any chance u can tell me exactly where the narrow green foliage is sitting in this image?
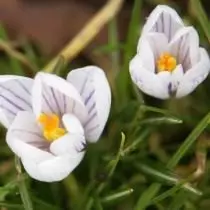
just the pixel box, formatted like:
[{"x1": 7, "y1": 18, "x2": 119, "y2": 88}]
[
  {"x1": 15, "y1": 156, "x2": 33, "y2": 210},
  {"x1": 116, "y1": 0, "x2": 142, "y2": 104},
  {"x1": 190, "y1": 0, "x2": 210, "y2": 42}
]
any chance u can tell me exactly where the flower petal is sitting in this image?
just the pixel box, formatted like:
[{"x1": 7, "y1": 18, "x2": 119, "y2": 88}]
[
  {"x1": 142, "y1": 5, "x2": 184, "y2": 41},
  {"x1": 21, "y1": 154, "x2": 84, "y2": 182},
  {"x1": 62, "y1": 113, "x2": 84, "y2": 135},
  {"x1": 176, "y1": 48, "x2": 210, "y2": 98},
  {"x1": 0, "y1": 76, "x2": 33, "y2": 128},
  {"x1": 171, "y1": 64, "x2": 184, "y2": 93},
  {"x1": 67, "y1": 66, "x2": 111, "y2": 142},
  {"x1": 6, "y1": 111, "x2": 50, "y2": 160},
  {"x1": 32, "y1": 72, "x2": 87, "y2": 124},
  {"x1": 130, "y1": 54, "x2": 170, "y2": 99},
  {"x1": 156, "y1": 71, "x2": 172, "y2": 94},
  {"x1": 136, "y1": 37, "x2": 155, "y2": 72},
  {"x1": 50, "y1": 133, "x2": 86, "y2": 156},
  {"x1": 138, "y1": 32, "x2": 168, "y2": 61},
  {"x1": 169, "y1": 27, "x2": 199, "y2": 71}
]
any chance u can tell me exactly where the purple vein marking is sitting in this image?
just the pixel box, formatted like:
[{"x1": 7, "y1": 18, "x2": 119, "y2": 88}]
[
  {"x1": 0, "y1": 84, "x2": 32, "y2": 108},
  {"x1": 84, "y1": 90, "x2": 95, "y2": 105},
  {"x1": 80, "y1": 75, "x2": 88, "y2": 96},
  {"x1": 15, "y1": 80, "x2": 31, "y2": 95},
  {"x1": 84, "y1": 112, "x2": 97, "y2": 127},
  {"x1": 86, "y1": 124, "x2": 99, "y2": 132},
  {"x1": 0, "y1": 94, "x2": 25, "y2": 111},
  {"x1": 43, "y1": 91, "x2": 55, "y2": 113},
  {"x1": 13, "y1": 129, "x2": 44, "y2": 140},
  {"x1": 0, "y1": 104, "x2": 16, "y2": 116},
  {"x1": 88, "y1": 102, "x2": 96, "y2": 114},
  {"x1": 63, "y1": 94, "x2": 67, "y2": 113},
  {"x1": 182, "y1": 47, "x2": 190, "y2": 72},
  {"x1": 177, "y1": 36, "x2": 183, "y2": 62},
  {"x1": 50, "y1": 87, "x2": 61, "y2": 115},
  {"x1": 168, "y1": 15, "x2": 172, "y2": 41},
  {"x1": 161, "y1": 12, "x2": 164, "y2": 34}
]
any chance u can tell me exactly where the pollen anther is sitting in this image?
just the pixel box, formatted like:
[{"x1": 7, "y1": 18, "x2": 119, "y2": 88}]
[
  {"x1": 38, "y1": 113, "x2": 66, "y2": 142},
  {"x1": 157, "y1": 53, "x2": 177, "y2": 72}
]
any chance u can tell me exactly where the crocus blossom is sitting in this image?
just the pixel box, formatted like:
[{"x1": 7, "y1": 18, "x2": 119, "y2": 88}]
[
  {"x1": 0, "y1": 66, "x2": 111, "y2": 182},
  {"x1": 129, "y1": 5, "x2": 210, "y2": 99}
]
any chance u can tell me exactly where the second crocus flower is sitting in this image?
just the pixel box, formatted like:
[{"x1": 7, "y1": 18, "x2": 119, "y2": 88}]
[{"x1": 130, "y1": 5, "x2": 210, "y2": 99}]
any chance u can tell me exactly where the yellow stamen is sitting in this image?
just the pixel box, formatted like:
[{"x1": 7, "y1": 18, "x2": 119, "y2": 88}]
[
  {"x1": 38, "y1": 113, "x2": 66, "y2": 142},
  {"x1": 157, "y1": 53, "x2": 177, "y2": 72}
]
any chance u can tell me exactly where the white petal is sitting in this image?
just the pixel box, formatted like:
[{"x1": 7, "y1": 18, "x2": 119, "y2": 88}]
[
  {"x1": 142, "y1": 5, "x2": 184, "y2": 40},
  {"x1": 169, "y1": 27, "x2": 199, "y2": 70},
  {"x1": 171, "y1": 65, "x2": 184, "y2": 93},
  {"x1": 137, "y1": 37, "x2": 155, "y2": 72},
  {"x1": 147, "y1": 33, "x2": 168, "y2": 59},
  {"x1": 21, "y1": 154, "x2": 84, "y2": 182},
  {"x1": 6, "y1": 111, "x2": 51, "y2": 160},
  {"x1": 62, "y1": 113, "x2": 84, "y2": 135},
  {"x1": 129, "y1": 54, "x2": 170, "y2": 99},
  {"x1": 137, "y1": 33, "x2": 169, "y2": 82},
  {"x1": 156, "y1": 71, "x2": 172, "y2": 94},
  {"x1": 0, "y1": 76, "x2": 33, "y2": 128},
  {"x1": 32, "y1": 72, "x2": 87, "y2": 124},
  {"x1": 8, "y1": 138, "x2": 53, "y2": 162},
  {"x1": 50, "y1": 133, "x2": 86, "y2": 156},
  {"x1": 67, "y1": 66, "x2": 111, "y2": 142},
  {"x1": 176, "y1": 48, "x2": 210, "y2": 98}
]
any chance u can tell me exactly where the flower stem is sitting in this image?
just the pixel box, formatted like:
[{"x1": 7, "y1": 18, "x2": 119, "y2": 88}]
[{"x1": 15, "y1": 156, "x2": 33, "y2": 210}]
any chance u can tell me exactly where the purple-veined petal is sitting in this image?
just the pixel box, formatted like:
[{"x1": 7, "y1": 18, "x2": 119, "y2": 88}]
[
  {"x1": 171, "y1": 64, "x2": 184, "y2": 93},
  {"x1": 6, "y1": 111, "x2": 50, "y2": 159},
  {"x1": 0, "y1": 76, "x2": 33, "y2": 128},
  {"x1": 169, "y1": 27, "x2": 199, "y2": 71},
  {"x1": 142, "y1": 5, "x2": 184, "y2": 41},
  {"x1": 67, "y1": 66, "x2": 111, "y2": 142},
  {"x1": 130, "y1": 54, "x2": 170, "y2": 99},
  {"x1": 32, "y1": 72, "x2": 87, "y2": 124},
  {"x1": 138, "y1": 32, "x2": 168, "y2": 62},
  {"x1": 176, "y1": 48, "x2": 210, "y2": 98}
]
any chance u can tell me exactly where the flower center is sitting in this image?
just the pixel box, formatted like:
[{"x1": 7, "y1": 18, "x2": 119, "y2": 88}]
[
  {"x1": 157, "y1": 53, "x2": 177, "y2": 72},
  {"x1": 38, "y1": 113, "x2": 66, "y2": 142}
]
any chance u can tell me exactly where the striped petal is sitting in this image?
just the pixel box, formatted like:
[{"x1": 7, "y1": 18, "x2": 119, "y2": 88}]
[
  {"x1": 176, "y1": 48, "x2": 210, "y2": 98},
  {"x1": 142, "y1": 5, "x2": 184, "y2": 41},
  {"x1": 7, "y1": 111, "x2": 84, "y2": 182},
  {"x1": 129, "y1": 54, "x2": 170, "y2": 99},
  {"x1": 67, "y1": 66, "x2": 111, "y2": 143},
  {"x1": 0, "y1": 76, "x2": 33, "y2": 128},
  {"x1": 169, "y1": 27, "x2": 199, "y2": 71},
  {"x1": 32, "y1": 72, "x2": 87, "y2": 124},
  {"x1": 6, "y1": 111, "x2": 49, "y2": 159}
]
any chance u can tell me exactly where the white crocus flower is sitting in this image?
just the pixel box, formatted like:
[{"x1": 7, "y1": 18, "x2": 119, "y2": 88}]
[
  {"x1": 130, "y1": 5, "x2": 210, "y2": 99},
  {"x1": 0, "y1": 66, "x2": 111, "y2": 182}
]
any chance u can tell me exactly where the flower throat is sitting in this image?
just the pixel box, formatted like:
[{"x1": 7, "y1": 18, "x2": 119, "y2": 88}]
[{"x1": 38, "y1": 113, "x2": 66, "y2": 142}]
